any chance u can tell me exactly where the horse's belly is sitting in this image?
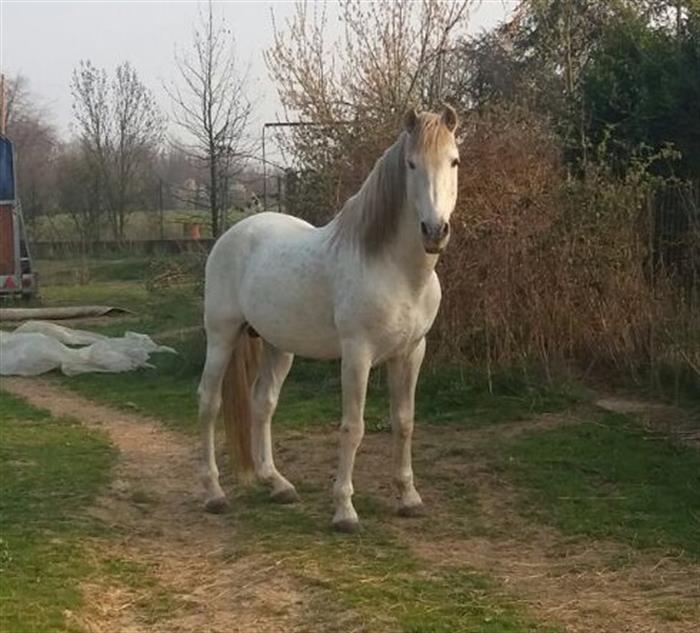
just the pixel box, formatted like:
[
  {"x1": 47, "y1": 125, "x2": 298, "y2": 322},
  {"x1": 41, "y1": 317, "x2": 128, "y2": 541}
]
[
  {"x1": 240, "y1": 249, "x2": 341, "y2": 360},
  {"x1": 253, "y1": 321, "x2": 341, "y2": 360}
]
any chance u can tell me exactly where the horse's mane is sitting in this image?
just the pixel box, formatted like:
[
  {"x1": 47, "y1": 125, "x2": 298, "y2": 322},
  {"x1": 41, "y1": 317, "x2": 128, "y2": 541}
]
[
  {"x1": 329, "y1": 132, "x2": 407, "y2": 255},
  {"x1": 330, "y1": 113, "x2": 451, "y2": 255}
]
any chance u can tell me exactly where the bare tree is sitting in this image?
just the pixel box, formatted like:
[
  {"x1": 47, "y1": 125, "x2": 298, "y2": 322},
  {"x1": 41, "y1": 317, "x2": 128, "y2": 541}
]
[
  {"x1": 55, "y1": 142, "x2": 104, "y2": 247},
  {"x1": 71, "y1": 60, "x2": 164, "y2": 241},
  {"x1": 266, "y1": 0, "x2": 472, "y2": 220},
  {"x1": 4, "y1": 75, "x2": 61, "y2": 231},
  {"x1": 167, "y1": 0, "x2": 253, "y2": 237}
]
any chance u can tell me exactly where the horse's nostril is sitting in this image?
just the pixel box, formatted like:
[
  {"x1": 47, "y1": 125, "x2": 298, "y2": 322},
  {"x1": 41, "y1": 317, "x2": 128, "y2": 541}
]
[
  {"x1": 420, "y1": 222, "x2": 429, "y2": 236},
  {"x1": 442, "y1": 222, "x2": 450, "y2": 237}
]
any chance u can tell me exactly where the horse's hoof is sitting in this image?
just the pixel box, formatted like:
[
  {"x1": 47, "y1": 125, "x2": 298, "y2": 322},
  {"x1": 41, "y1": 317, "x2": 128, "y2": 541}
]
[
  {"x1": 397, "y1": 502, "x2": 426, "y2": 518},
  {"x1": 204, "y1": 496, "x2": 230, "y2": 514},
  {"x1": 332, "y1": 518, "x2": 361, "y2": 534},
  {"x1": 270, "y1": 487, "x2": 300, "y2": 504}
]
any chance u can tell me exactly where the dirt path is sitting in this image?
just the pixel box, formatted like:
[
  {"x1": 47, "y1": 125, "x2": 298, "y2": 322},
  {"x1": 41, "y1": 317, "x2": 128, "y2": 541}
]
[
  {"x1": 596, "y1": 396, "x2": 700, "y2": 445},
  {"x1": 2, "y1": 377, "x2": 306, "y2": 633}
]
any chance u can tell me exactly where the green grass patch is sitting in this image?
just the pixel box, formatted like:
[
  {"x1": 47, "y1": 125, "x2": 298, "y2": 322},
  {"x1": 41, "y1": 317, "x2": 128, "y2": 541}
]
[
  {"x1": 501, "y1": 412, "x2": 700, "y2": 558},
  {"x1": 39, "y1": 280, "x2": 150, "y2": 311},
  {"x1": 60, "y1": 352, "x2": 581, "y2": 436},
  {"x1": 226, "y1": 482, "x2": 560, "y2": 632},
  {"x1": 31, "y1": 208, "x2": 245, "y2": 242},
  {"x1": 37, "y1": 256, "x2": 153, "y2": 286},
  {"x1": 60, "y1": 324, "x2": 581, "y2": 436},
  {"x1": 0, "y1": 391, "x2": 117, "y2": 632}
]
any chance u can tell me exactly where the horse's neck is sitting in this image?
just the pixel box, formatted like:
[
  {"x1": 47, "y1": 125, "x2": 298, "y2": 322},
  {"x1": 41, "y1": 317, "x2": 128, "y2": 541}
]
[{"x1": 389, "y1": 202, "x2": 439, "y2": 289}]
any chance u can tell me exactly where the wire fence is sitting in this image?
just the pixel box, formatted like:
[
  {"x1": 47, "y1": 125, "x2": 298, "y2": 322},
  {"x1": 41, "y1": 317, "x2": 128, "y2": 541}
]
[{"x1": 649, "y1": 180, "x2": 699, "y2": 300}]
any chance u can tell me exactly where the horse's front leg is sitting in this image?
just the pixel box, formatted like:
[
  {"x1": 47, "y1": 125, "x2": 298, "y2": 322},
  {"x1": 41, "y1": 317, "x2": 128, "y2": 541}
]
[
  {"x1": 333, "y1": 344, "x2": 371, "y2": 533},
  {"x1": 387, "y1": 338, "x2": 426, "y2": 516}
]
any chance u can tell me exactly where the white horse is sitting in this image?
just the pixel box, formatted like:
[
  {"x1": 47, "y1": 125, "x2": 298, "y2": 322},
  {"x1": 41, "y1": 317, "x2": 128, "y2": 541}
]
[{"x1": 198, "y1": 106, "x2": 460, "y2": 532}]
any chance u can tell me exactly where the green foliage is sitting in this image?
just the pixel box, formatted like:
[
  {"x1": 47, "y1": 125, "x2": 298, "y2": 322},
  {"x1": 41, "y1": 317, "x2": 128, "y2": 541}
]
[
  {"x1": 455, "y1": 1, "x2": 700, "y2": 175},
  {"x1": 501, "y1": 412, "x2": 700, "y2": 558},
  {"x1": 0, "y1": 391, "x2": 116, "y2": 631},
  {"x1": 582, "y1": 10, "x2": 700, "y2": 177}
]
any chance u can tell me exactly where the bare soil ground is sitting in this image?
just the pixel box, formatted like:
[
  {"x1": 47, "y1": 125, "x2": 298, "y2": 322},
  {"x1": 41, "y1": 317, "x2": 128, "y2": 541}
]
[{"x1": 3, "y1": 377, "x2": 698, "y2": 633}]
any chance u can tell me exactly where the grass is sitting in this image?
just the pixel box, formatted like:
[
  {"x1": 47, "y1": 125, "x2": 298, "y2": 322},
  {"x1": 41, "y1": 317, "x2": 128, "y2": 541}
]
[
  {"x1": 37, "y1": 256, "x2": 154, "y2": 286},
  {"x1": 0, "y1": 391, "x2": 116, "y2": 632},
  {"x1": 227, "y1": 483, "x2": 561, "y2": 632},
  {"x1": 501, "y1": 411, "x2": 700, "y2": 558}
]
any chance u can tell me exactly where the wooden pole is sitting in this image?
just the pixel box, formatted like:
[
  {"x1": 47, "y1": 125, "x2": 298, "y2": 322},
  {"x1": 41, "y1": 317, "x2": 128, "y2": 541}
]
[{"x1": 158, "y1": 178, "x2": 164, "y2": 241}]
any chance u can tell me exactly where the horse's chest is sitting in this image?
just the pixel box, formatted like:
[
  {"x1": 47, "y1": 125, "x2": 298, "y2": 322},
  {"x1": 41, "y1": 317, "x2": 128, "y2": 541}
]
[
  {"x1": 340, "y1": 276, "x2": 441, "y2": 362},
  {"x1": 374, "y1": 300, "x2": 436, "y2": 359}
]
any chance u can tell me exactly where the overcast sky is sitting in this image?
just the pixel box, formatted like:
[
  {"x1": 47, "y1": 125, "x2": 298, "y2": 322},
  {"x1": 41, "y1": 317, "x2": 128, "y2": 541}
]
[{"x1": 1, "y1": 0, "x2": 517, "y2": 141}]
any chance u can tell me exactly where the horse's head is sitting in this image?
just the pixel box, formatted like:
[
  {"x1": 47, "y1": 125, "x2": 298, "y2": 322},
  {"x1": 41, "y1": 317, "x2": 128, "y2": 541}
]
[{"x1": 403, "y1": 106, "x2": 459, "y2": 254}]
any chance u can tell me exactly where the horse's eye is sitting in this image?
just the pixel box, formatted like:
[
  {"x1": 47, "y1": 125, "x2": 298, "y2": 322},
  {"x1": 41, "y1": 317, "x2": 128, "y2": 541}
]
[
  {"x1": 407, "y1": 160, "x2": 416, "y2": 170},
  {"x1": 451, "y1": 158, "x2": 460, "y2": 168}
]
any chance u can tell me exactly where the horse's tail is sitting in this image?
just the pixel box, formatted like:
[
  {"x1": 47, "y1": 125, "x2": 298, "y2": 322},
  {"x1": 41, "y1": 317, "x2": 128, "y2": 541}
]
[{"x1": 221, "y1": 332, "x2": 262, "y2": 484}]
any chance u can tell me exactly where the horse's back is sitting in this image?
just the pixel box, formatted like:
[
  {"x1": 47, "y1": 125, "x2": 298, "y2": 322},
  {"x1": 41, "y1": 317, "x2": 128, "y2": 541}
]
[
  {"x1": 206, "y1": 212, "x2": 316, "y2": 284},
  {"x1": 210, "y1": 212, "x2": 314, "y2": 258}
]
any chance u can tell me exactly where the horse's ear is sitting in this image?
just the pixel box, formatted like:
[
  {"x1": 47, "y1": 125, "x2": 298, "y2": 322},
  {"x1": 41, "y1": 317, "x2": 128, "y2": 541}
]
[
  {"x1": 441, "y1": 104, "x2": 458, "y2": 132},
  {"x1": 404, "y1": 108, "x2": 418, "y2": 132}
]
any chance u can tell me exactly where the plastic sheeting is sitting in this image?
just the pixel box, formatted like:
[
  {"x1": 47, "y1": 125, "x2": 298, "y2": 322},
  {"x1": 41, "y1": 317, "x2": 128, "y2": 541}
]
[{"x1": 0, "y1": 320, "x2": 176, "y2": 376}]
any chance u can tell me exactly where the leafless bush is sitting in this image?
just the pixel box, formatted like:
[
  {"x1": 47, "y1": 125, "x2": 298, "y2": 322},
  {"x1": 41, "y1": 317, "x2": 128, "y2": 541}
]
[
  {"x1": 167, "y1": 0, "x2": 253, "y2": 237},
  {"x1": 437, "y1": 104, "x2": 698, "y2": 386},
  {"x1": 71, "y1": 61, "x2": 164, "y2": 241},
  {"x1": 145, "y1": 251, "x2": 207, "y2": 294}
]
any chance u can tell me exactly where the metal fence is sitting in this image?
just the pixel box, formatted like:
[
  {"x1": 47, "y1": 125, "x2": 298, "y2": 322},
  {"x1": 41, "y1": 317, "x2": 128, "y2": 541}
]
[{"x1": 650, "y1": 181, "x2": 699, "y2": 299}]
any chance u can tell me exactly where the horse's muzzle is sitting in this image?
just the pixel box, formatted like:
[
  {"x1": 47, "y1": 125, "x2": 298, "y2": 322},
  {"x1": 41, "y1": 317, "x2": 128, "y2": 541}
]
[{"x1": 421, "y1": 221, "x2": 450, "y2": 254}]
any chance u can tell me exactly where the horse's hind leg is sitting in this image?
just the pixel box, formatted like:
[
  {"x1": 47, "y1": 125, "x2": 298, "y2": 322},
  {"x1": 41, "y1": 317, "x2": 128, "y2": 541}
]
[
  {"x1": 198, "y1": 321, "x2": 243, "y2": 513},
  {"x1": 251, "y1": 341, "x2": 298, "y2": 503}
]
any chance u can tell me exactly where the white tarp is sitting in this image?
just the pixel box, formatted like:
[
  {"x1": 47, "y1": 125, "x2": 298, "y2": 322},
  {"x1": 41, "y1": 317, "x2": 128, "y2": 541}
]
[{"x1": 0, "y1": 320, "x2": 176, "y2": 376}]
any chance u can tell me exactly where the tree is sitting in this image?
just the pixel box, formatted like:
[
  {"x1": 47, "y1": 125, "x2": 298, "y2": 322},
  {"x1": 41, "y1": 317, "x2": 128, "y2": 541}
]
[
  {"x1": 71, "y1": 60, "x2": 164, "y2": 241},
  {"x1": 266, "y1": 0, "x2": 472, "y2": 221},
  {"x1": 4, "y1": 75, "x2": 60, "y2": 230},
  {"x1": 55, "y1": 143, "x2": 104, "y2": 246},
  {"x1": 449, "y1": 0, "x2": 700, "y2": 173},
  {"x1": 167, "y1": 0, "x2": 253, "y2": 237},
  {"x1": 582, "y1": 5, "x2": 700, "y2": 178}
]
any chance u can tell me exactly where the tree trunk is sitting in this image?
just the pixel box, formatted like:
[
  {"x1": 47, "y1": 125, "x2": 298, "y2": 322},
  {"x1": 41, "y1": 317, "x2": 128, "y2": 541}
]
[{"x1": 209, "y1": 152, "x2": 219, "y2": 237}]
